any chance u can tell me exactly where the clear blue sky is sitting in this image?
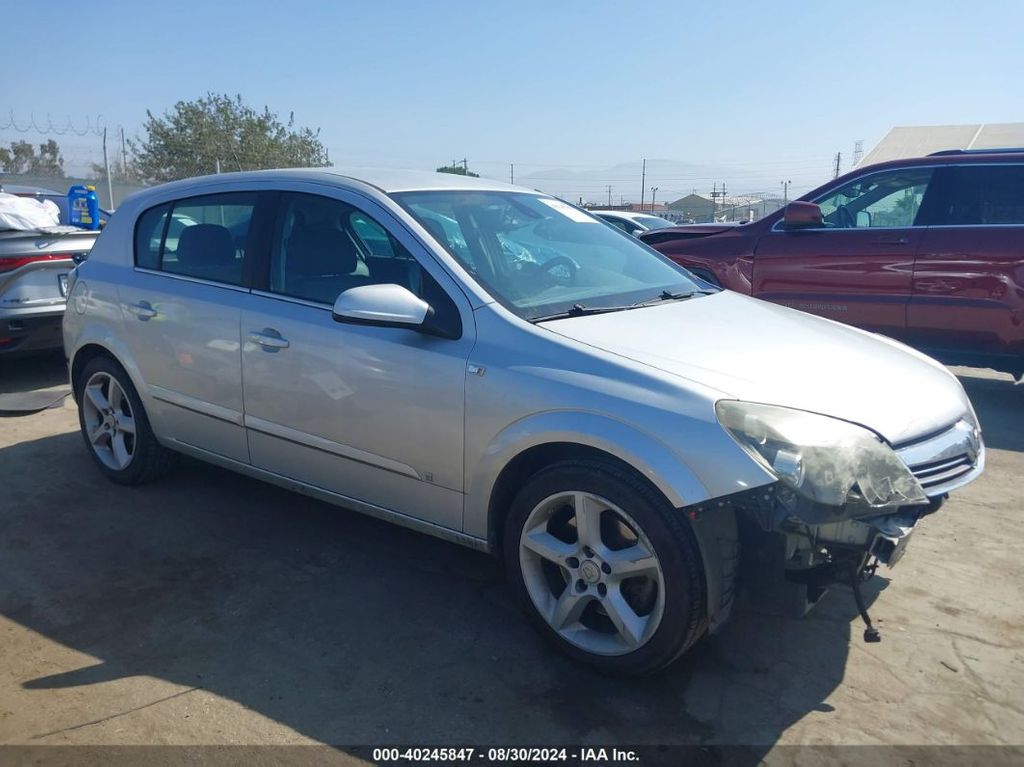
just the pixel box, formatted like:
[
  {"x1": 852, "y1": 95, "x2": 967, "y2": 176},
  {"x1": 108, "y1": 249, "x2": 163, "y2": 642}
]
[{"x1": 4, "y1": 0, "x2": 1023, "y2": 201}]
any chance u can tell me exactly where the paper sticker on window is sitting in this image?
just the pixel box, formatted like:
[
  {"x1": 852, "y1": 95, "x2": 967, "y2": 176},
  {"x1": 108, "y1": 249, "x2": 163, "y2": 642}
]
[{"x1": 539, "y1": 198, "x2": 597, "y2": 223}]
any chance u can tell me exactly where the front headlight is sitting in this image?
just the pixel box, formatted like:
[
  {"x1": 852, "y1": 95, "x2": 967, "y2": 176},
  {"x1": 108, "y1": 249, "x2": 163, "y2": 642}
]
[{"x1": 716, "y1": 401, "x2": 927, "y2": 510}]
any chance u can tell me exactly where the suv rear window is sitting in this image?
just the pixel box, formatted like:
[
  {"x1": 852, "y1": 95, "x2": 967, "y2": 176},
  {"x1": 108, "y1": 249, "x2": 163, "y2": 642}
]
[
  {"x1": 935, "y1": 165, "x2": 1024, "y2": 225},
  {"x1": 134, "y1": 193, "x2": 257, "y2": 285}
]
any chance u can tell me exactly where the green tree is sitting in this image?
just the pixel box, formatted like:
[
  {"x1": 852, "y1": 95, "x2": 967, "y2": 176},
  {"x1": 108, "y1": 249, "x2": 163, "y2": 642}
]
[
  {"x1": 130, "y1": 93, "x2": 330, "y2": 183},
  {"x1": 436, "y1": 162, "x2": 479, "y2": 177},
  {"x1": 0, "y1": 139, "x2": 65, "y2": 177}
]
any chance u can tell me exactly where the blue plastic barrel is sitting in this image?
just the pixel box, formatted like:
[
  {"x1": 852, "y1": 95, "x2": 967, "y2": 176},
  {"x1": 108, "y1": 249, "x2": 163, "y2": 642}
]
[{"x1": 68, "y1": 184, "x2": 100, "y2": 230}]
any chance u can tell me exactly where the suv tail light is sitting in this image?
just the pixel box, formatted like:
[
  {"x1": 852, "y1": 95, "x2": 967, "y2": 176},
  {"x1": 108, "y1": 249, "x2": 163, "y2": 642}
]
[{"x1": 0, "y1": 253, "x2": 77, "y2": 274}]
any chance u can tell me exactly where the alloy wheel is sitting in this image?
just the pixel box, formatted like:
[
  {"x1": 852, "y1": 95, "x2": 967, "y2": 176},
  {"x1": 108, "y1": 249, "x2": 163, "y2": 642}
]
[
  {"x1": 81, "y1": 371, "x2": 137, "y2": 471},
  {"x1": 519, "y1": 491, "x2": 666, "y2": 656}
]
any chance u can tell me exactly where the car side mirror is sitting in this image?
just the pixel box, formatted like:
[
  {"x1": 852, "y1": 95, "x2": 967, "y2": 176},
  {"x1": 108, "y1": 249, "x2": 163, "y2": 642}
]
[
  {"x1": 333, "y1": 283, "x2": 430, "y2": 331},
  {"x1": 782, "y1": 201, "x2": 823, "y2": 229},
  {"x1": 332, "y1": 283, "x2": 461, "y2": 339}
]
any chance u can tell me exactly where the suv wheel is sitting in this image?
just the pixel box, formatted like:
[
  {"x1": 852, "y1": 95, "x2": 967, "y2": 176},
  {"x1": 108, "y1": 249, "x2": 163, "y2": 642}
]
[
  {"x1": 505, "y1": 460, "x2": 706, "y2": 675},
  {"x1": 76, "y1": 356, "x2": 176, "y2": 484}
]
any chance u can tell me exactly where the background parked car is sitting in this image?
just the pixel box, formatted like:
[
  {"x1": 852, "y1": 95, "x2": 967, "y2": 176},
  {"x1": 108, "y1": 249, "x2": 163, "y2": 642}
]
[
  {"x1": 640, "y1": 149, "x2": 1024, "y2": 380},
  {"x1": 0, "y1": 185, "x2": 106, "y2": 355},
  {"x1": 591, "y1": 210, "x2": 678, "y2": 236}
]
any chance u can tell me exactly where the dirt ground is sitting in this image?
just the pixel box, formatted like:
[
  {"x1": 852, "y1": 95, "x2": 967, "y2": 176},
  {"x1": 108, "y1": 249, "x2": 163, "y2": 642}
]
[{"x1": 0, "y1": 353, "x2": 1022, "y2": 758}]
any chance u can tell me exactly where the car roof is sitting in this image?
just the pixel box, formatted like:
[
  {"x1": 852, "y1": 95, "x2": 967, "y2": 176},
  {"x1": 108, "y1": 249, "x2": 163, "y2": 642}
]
[{"x1": 131, "y1": 167, "x2": 528, "y2": 197}]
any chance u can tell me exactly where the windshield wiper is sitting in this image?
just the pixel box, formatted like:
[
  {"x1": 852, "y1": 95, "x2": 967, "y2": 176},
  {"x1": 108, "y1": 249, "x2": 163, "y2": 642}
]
[
  {"x1": 631, "y1": 289, "x2": 712, "y2": 308},
  {"x1": 530, "y1": 302, "x2": 633, "y2": 323}
]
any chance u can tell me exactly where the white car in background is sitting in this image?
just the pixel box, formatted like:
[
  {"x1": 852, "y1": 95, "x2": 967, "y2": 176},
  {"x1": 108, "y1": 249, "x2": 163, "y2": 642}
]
[{"x1": 591, "y1": 210, "x2": 678, "y2": 236}]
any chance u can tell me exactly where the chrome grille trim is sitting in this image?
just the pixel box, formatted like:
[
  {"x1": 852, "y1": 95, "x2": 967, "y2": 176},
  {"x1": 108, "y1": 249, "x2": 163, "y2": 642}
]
[{"x1": 896, "y1": 418, "x2": 984, "y2": 497}]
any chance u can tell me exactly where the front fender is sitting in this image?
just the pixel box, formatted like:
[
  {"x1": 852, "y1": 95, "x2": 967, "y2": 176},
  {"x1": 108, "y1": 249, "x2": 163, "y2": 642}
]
[{"x1": 463, "y1": 410, "x2": 711, "y2": 541}]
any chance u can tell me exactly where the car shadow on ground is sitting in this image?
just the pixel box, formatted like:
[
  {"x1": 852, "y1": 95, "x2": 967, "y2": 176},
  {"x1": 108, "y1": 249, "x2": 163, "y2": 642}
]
[
  {"x1": 1, "y1": 427, "x2": 886, "y2": 752},
  {"x1": 0, "y1": 351, "x2": 69, "y2": 413}
]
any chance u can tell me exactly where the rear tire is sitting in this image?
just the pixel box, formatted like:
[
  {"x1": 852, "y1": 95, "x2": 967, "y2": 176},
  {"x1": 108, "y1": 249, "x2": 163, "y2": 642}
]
[
  {"x1": 76, "y1": 356, "x2": 176, "y2": 485},
  {"x1": 504, "y1": 459, "x2": 706, "y2": 675}
]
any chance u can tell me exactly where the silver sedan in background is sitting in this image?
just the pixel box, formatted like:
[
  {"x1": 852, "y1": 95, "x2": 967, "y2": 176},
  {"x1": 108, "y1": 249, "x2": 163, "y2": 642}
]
[{"x1": 63, "y1": 169, "x2": 983, "y2": 674}]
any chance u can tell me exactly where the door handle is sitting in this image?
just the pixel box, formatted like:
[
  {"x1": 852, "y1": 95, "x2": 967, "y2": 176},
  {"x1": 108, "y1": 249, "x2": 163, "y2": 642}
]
[
  {"x1": 248, "y1": 329, "x2": 290, "y2": 351},
  {"x1": 871, "y1": 236, "x2": 909, "y2": 245},
  {"x1": 129, "y1": 301, "x2": 157, "y2": 320}
]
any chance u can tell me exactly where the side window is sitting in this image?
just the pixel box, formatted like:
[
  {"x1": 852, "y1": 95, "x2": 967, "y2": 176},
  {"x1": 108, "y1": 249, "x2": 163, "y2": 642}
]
[
  {"x1": 270, "y1": 193, "x2": 427, "y2": 306},
  {"x1": 602, "y1": 217, "x2": 630, "y2": 233},
  {"x1": 815, "y1": 168, "x2": 934, "y2": 229},
  {"x1": 134, "y1": 193, "x2": 256, "y2": 285},
  {"x1": 134, "y1": 204, "x2": 170, "y2": 269},
  {"x1": 936, "y1": 165, "x2": 1024, "y2": 225}
]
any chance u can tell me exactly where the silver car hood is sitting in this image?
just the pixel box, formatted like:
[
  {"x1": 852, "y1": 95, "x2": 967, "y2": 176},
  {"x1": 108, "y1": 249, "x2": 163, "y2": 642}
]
[{"x1": 545, "y1": 291, "x2": 969, "y2": 445}]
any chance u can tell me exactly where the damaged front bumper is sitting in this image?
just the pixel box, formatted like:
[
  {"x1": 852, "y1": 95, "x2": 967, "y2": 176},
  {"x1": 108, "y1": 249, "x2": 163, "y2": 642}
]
[
  {"x1": 689, "y1": 416, "x2": 984, "y2": 639},
  {"x1": 689, "y1": 483, "x2": 947, "y2": 639}
]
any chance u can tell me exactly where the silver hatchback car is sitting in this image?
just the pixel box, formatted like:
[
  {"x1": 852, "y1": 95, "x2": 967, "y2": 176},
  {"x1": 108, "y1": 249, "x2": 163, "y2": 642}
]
[{"x1": 63, "y1": 169, "x2": 983, "y2": 674}]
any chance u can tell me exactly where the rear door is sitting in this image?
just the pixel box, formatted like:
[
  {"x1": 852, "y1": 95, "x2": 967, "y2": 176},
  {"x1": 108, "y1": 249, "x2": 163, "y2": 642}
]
[
  {"x1": 752, "y1": 167, "x2": 935, "y2": 337},
  {"x1": 120, "y1": 192, "x2": 267, "y2": 462},
  {"x1": 908, "y1": 163, "x2": 1024, "y2": 361}
]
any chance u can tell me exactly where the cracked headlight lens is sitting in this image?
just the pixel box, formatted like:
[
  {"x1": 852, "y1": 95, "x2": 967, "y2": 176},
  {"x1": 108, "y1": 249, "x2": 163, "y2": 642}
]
[{"x1": 716, "y1": 401, "x2": 928, "y2": 509}]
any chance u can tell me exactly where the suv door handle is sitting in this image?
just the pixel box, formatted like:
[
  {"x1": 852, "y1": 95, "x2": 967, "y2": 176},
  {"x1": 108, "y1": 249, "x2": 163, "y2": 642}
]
[
  {"x1": 128, "y1": 301, "x2": 157, "y2": 320},
  {"x1": 871, "y1": 236, "x2": 909, "y2": 245},
  {"x1": 248, "y1": 329, "x2": 290, "y2": 351}
]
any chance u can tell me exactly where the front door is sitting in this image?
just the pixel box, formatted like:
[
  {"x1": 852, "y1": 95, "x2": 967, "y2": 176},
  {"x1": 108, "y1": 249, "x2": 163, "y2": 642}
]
[
  {"x1": 752, "y1": 167, "x2": 936, "y2": 338},
  {"x1": 239, "y1": 189, "x2": 475, "y2": 531}
]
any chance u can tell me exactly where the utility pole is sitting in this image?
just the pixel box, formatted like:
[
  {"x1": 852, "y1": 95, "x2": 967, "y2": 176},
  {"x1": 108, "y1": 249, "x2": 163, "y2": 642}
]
[
  {"x1": 510, "y1": 163, "x2": 514, "y2": 184},
  {"x1": 640, "y1": 158, "x2": 646, "y2": 210},
  {"x1": 853, "y1": 140, "x2": 864, "y2": 167},
  {"x1": 781, "y1": 179, "x2": 791, "y2": 204},
  {"x1": 650, "y1": 186, "x2": 658, "y2": 213},
  {"x1": 832, "y1": 152, "x2": 842, "y2": 179},
  {"x1": 101, "y1": 127, "x2": 114, "y2": 209},
  {"x1": 607, "y1": 185, "x2": 612, "y2": 206},
  {"x1": 119, "y1": 127, "x2": 127, "y2": 180}
]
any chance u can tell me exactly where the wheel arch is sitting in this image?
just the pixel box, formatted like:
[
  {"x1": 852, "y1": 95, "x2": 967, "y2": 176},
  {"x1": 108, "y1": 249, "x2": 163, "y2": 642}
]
[
  {"x1": 466, "y1": 411, "x2": 711, "y2": 547},
  {"x1": 69, "y1": 334, "x2": 148, "y2": 407}
]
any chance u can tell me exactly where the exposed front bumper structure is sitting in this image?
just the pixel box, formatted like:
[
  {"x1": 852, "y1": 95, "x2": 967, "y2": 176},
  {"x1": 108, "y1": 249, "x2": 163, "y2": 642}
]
[{"x1": 693, "y1": 417, "x2": 984, "y2": 629}]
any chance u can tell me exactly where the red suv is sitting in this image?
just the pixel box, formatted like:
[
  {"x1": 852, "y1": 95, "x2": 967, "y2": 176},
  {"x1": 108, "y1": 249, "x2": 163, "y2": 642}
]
[{"x1": 641, "y1": 149, "x2": 1024, "y2": 379}]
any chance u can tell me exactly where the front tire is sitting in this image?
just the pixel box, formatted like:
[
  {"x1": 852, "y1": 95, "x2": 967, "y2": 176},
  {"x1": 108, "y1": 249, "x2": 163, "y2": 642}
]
[
  {"x1": 76, "y1": 356, "x2": 176, "y2": 485},
  {"x1": 504, "y1": 459, "x2": 706, "y2": 675}
]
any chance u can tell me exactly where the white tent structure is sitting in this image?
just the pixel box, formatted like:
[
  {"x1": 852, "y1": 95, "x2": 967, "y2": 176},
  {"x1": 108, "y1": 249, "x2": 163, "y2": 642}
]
[{"x1": 859, "y1": 122, "x2": 1024, "y2": 166}]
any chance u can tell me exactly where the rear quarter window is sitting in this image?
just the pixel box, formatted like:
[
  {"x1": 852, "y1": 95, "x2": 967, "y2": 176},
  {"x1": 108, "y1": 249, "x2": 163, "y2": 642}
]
[{"x1": 134, "y1": 204, "x2": 170, "y2": 269}]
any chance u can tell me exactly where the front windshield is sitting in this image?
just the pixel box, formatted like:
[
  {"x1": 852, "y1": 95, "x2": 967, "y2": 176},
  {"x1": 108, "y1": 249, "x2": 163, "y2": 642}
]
[
  {"x1": 393, "y1": 191, "x2": 704, "y2": 320},
  {"x1": 634, "y1": 215, "x2": 676, "y2": 230}
]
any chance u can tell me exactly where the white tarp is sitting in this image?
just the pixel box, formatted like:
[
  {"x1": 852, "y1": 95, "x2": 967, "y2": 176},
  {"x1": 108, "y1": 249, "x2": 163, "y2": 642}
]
[{"x1": 0, "y1": 192, "x2": 61, "y2": 231}]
